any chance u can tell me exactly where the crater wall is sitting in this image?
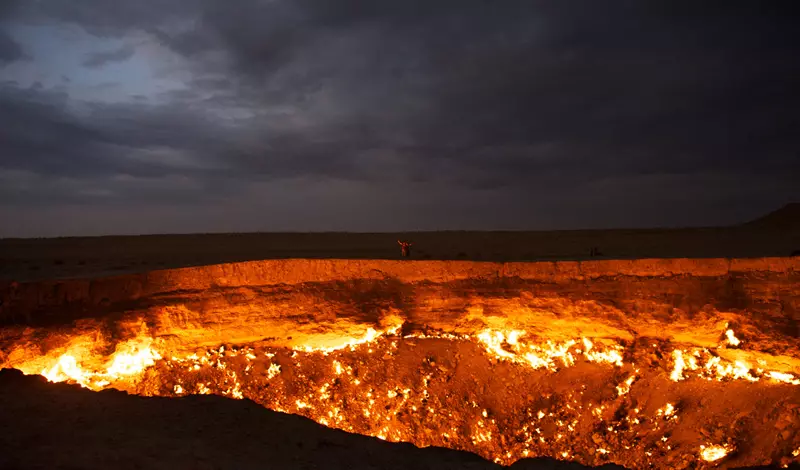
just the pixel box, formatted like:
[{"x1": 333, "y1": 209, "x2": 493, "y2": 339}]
[{"x1": 1, "y1": 257, "x2": 798, "y2": 365}]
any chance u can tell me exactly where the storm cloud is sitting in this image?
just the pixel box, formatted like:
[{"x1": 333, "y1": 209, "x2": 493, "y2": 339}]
[
  {"x1": 0, "y1": 1, "x2": 797, "y2": 236},
  {"x1": 0, "y1": 30, "x2": 23, "y2": 64},
  {"x1": 82, "y1": 43, "x2": 136, "y2": 67}
]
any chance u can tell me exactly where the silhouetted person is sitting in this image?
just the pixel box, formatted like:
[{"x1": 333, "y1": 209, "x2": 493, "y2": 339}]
[{"x1": 398, "y1": 240, "x2": 413, "y2": 258}]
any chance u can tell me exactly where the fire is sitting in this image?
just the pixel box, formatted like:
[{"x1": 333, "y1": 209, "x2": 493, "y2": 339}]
[
  {"x1": 655, "y1": 403, "x2": 678, "y2": 423},
  {"x1": 616, "y1": 375, "x2": 636, "y2": 396},
  {"x1": 475, "y1": 329, "x2": 625, "y2": 371},
  {"x1": 700, "y1": 444, "x2": 730, "y2": 462},
  {"x1": 768, "y1": 371, "x2": 800, "y2": 385},
  {"x1": 670, "y1": 350, "x2": 686, "y2": 381},
  {"x1": 105, "y1": 340, "x2": 162, "y2": 377},
  {"x1": 4, "y1": 321, "x2": 799, "y2": 469},
  {"x1": 299, "y1": 328, "x2": 382, "y2": 353},
  {"x1": 669, "y1": 347, "x2": 797, "y2": 384},
  {"x1": 37, "y1": 338, "x2": 161, "y2": 390},
  {"x1": 725, "y1": 329, "x2": 741, "y2": 347},
  {"x1": 298, "y1": 318, "x2": 405, "y2": 354},
  {"x1": 41, "y1": 354, "x2": 93, "y2": 386},
  {"x1": 266, "y1": 362, "x2": 281, "y2": 379}
]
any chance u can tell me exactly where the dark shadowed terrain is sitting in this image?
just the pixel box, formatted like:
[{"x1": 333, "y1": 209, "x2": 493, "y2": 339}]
[{"x1": 1, "y1": 204, "x2": 798, "y2": 282}]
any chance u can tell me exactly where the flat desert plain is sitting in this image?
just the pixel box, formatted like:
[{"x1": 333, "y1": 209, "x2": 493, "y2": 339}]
[{"x1": 0, "y1": 204, "x2": 798, "y2": 282}]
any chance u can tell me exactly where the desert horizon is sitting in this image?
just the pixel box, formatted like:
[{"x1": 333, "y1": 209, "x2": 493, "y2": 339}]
[{"x1": 1, "y1": 203, "x2": 797, "y2": 282}]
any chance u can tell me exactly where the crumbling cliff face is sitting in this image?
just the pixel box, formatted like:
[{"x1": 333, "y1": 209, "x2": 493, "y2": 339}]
[
  {"x1": 1, "y1": 258, "x2": 798, "y2": 360},
  {"x1": 0, "y1": 258, "x2": 798, "y2": 468}
]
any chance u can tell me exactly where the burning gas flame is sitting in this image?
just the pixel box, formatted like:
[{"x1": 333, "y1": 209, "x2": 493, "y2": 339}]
[
  {"x1": 475, "y1": 330, "x2": 624, "y2": 371},
  {"x1": 700, "y1": 444, "x2": 730, "y2": 462},
  {"x1": 4, "y1": 319, "x2": 799, "y2": 469},
  {"x1": 725, "y1": 329, "x2": 741, "y2": 347},
  {"x1": 768, "y1": 371, "x2": 800, "y2": 385},
  {"x1": 299, "y1": 319, "x2": 404, "y2": 354},
  {"x1": 38, "y1": 338, "x2": 161, "y2": 390},
  {"x1": 669, "y1": 347, "x2": 798, "y2": 384},
  {"x1": 616, "y1": 375, "x2": 636, "y2": 396},
  {"x1": 670, "y1": 350, "x2": 686, "y2": 381}
]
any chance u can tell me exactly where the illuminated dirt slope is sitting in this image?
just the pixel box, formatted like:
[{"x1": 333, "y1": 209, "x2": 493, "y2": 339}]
[{"x1": 1, "y1": 258, "x2": 799, "y2": 468}]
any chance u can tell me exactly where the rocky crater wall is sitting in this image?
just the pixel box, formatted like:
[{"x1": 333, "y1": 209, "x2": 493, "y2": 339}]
[{"x1": 0, "y1": 257, "x2": 798, "y2": 370}]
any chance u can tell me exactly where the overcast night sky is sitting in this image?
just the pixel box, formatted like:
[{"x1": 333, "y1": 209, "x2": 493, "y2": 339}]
[{"x1": 0, "y1": 1, "x2": 797, "y2": 237}]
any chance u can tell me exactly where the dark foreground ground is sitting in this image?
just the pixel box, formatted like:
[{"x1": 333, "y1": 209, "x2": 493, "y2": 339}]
[
  {"x1": 1, "y1": 205, "x2": 798, "y2": 282},
  {"x1": 0, "y1": 369, "x2": 620, "y2": 470}
]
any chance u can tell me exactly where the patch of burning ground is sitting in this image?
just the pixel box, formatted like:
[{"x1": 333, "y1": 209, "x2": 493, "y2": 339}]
[{"x1": 10, "y1": 324, "x2": 800, "y2": 469}]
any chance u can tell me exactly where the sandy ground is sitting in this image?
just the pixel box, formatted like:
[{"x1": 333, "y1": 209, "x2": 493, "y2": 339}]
[{"x1": 1, "y1": 225, "x2": 797, "y2": 282}]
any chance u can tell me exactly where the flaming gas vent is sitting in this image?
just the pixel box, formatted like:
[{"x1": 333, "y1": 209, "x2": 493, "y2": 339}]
[{"x1": 1, "y1": 258, "x2": 799, "y2": 469}]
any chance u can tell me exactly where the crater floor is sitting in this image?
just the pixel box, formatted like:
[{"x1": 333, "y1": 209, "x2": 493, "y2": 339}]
[{"x1": 0, "y1": 368, "x2": 617, "y2": 470}]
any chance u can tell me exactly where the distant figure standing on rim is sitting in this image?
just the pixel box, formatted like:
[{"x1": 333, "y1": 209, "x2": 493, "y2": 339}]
[{"x1": 398, "y1": 240, "x2": 413, "y2": 258}]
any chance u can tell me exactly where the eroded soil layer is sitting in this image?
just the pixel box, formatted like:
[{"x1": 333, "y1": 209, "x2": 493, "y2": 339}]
[{"x1": 1, "y1": 258, "x2": 799, "y2": 468}]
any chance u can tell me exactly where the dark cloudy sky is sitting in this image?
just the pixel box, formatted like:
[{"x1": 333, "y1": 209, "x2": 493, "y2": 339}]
[{"x1": 0, "y1": 1, "x2": 797, "y2": 237}]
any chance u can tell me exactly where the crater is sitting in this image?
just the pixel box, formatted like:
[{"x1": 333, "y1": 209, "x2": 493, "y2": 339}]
[{"x1": 1, "y1": 258, "x2": 799, "y2": 468}]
